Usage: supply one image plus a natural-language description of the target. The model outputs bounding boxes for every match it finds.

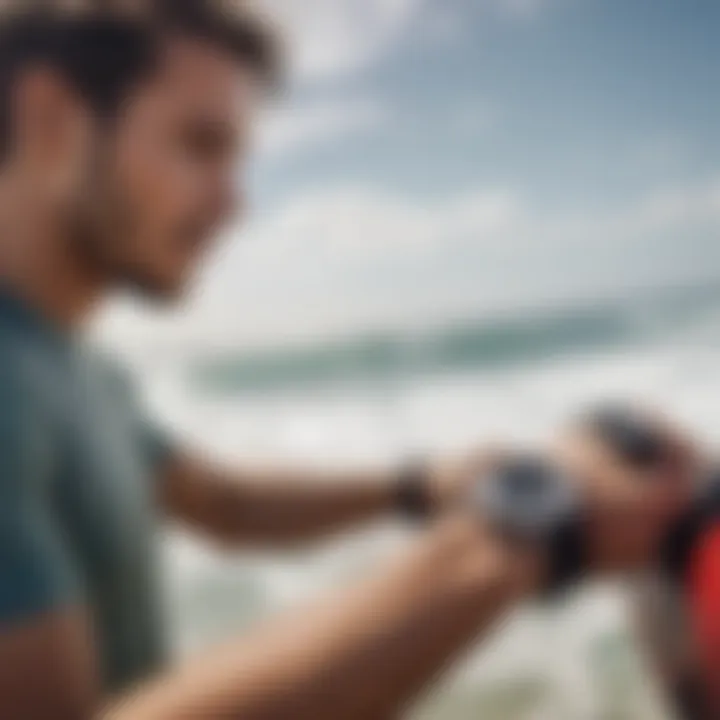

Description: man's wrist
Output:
[427,515,546,603]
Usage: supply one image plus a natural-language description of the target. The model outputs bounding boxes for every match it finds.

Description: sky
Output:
[99,0,720,355]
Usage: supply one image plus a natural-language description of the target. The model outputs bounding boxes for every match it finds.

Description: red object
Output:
[689,522,720,709]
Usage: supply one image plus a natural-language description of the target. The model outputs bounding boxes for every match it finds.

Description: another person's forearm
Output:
[104,517,541,720]
[161,456,415,547]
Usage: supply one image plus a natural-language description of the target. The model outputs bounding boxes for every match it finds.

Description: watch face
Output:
[477,456,579,540]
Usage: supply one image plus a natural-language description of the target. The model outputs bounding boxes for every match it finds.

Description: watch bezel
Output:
[475,456,580,543]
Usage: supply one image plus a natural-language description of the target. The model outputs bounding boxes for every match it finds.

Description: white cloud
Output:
[258,98,387,162]
[96,176,720,356]
[236,186,520,264]
[258,0,557,85]
[95,186,521,353]
[260,0,422,83]
[618,180,720,237]
[255,94,495,166]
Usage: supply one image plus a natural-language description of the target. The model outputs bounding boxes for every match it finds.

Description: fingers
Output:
[554,405,702,567]
[431,445,510,510]
[562,404,699,485]
[441,405,701,524]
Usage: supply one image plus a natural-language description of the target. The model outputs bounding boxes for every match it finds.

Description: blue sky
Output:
[258,0,720,205]
[101,0,720,353]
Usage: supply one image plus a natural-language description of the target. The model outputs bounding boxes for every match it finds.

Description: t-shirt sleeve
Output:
[136,416,175,474]
[101,358,176,475]
[0,375,80,626]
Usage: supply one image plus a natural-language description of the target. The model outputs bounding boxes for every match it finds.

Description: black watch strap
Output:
[395,462,434,521]
[544,515,587,595]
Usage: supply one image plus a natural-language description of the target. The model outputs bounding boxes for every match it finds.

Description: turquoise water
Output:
[192,281,720,394]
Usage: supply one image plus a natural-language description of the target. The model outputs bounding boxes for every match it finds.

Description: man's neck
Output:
[0,181,108,332]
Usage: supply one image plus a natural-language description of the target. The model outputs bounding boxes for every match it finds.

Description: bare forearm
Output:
[162,455,400,547]
[105,518,541,720]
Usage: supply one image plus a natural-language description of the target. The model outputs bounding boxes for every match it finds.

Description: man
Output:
[0,3,704,720]
[0,3,550,718]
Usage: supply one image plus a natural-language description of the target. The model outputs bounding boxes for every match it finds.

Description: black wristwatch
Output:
[474,455,587,592]
[395,461,434,522]
[476,456,577,541]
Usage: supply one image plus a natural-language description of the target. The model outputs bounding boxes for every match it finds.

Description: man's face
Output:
[80,37,258,300]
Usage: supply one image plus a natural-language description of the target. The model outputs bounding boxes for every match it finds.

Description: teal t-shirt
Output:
[0,289,171,693]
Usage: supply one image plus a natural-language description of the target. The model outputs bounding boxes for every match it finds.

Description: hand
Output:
[428,450,554,595]
[553,406,703,573]
[435,450,583,596]
[428,446,507,512]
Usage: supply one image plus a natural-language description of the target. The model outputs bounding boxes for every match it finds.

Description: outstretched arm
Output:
[105,515,542,720]
[159,453,401,546]
[0,512,542,720]
[158,451,474,548]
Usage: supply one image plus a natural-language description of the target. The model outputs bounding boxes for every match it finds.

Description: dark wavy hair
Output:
[0,0,280,158]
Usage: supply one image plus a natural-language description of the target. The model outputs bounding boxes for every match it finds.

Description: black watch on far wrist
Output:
[395,461,434,522]
[474,455,587,593]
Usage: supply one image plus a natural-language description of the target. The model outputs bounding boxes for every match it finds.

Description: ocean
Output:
[134,280,720,719]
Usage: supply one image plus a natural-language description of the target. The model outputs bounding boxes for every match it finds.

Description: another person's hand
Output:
[553,406,703,574]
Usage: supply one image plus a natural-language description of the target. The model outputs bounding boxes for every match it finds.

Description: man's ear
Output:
[12,65,92,185]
